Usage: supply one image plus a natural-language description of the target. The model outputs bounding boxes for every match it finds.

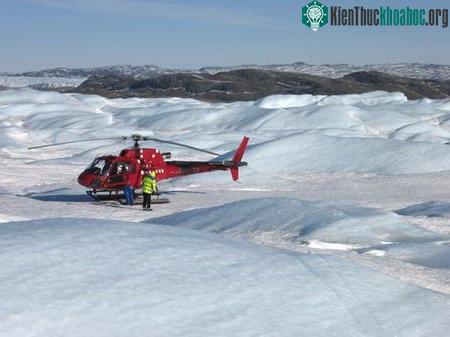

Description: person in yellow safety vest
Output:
[142,170,157,211]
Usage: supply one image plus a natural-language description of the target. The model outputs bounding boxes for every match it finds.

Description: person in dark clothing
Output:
[142,192,151,210]
[123,184,134,206]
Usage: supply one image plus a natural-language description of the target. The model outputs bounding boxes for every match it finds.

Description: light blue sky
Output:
[0,0,449,72]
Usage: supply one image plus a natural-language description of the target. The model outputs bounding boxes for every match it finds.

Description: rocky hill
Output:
[18,65,167,79]
[8,62,450,81]
[70,69,450,102]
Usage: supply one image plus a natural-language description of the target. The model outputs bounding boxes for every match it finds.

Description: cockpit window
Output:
[87,159,110,175]
[112,162,131,175]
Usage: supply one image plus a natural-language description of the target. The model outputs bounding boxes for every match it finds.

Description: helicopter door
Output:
[109,161,132,187]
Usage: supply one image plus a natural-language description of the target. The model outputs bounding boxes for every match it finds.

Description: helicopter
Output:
[29,134,249,202]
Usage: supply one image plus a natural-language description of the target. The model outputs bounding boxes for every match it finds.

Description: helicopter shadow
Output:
[22,189,205,202]
[22,190,92,203]
[162,190,207,195]
[28,194,92,202]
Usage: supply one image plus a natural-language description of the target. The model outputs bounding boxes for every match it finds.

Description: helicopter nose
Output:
[77,173,90,187]
[78,172,101,188]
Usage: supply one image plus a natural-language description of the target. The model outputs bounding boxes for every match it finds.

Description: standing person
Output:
[142,170,157,211]
[149,167,157,193]
[123,184,134,206]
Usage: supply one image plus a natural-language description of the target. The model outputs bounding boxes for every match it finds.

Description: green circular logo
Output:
[302,1,328,31]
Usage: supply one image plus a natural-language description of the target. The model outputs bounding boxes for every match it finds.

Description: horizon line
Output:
[2,61,450,75]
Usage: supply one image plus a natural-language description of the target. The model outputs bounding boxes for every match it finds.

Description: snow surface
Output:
[1,218,449,337]
[0,89,449,336]
[149,198,450,270]
[1,89,450,177]
[0,76,87,88]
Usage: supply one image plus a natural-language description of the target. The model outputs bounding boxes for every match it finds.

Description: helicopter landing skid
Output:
[86,190,170,204]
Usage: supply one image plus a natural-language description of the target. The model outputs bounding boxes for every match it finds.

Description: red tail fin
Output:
[233,136,249,163]
[230,168,239,181]
[230,136,249,181]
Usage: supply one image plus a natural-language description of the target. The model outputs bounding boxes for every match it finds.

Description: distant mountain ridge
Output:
[70,69,450,102]
[19,65,168,79]
[4,62,450,81]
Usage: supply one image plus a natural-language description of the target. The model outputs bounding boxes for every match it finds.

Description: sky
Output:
[0,0,449,72]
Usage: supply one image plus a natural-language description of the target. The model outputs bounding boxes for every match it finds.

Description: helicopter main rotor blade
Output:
[28,134,222,156]
[143,136,221,156]
[28,137,126,150]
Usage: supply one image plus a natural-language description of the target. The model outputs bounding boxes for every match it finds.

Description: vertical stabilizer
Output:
[230,136,249,181]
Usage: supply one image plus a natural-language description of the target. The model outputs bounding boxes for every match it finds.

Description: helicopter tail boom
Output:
[164,136,249,181]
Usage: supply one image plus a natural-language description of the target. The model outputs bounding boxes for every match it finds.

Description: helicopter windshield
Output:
[86,158,111,175]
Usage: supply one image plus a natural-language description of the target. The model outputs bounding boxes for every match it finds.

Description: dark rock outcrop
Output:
[70,69,450,102]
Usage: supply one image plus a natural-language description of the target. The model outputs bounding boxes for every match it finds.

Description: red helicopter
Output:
[29,134,249,202]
